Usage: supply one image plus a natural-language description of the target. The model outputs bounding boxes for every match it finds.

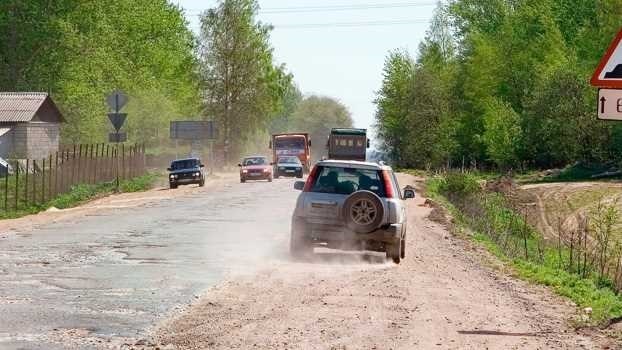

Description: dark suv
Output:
[167,158,205,189]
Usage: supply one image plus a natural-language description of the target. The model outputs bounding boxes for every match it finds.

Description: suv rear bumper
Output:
[295,218,402,245]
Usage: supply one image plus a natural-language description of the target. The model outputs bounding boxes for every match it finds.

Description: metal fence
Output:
[1,143,146,213]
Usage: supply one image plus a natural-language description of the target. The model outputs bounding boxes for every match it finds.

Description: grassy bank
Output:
[0,173,158,219]
[424,172,622,327]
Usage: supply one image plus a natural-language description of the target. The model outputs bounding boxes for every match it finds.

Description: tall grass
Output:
[0,173,157,218]
[427,172,622,326]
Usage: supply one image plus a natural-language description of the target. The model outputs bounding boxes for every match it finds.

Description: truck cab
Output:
[270,133,312,172]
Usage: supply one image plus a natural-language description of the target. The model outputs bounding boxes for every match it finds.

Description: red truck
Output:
[269,133,312,171]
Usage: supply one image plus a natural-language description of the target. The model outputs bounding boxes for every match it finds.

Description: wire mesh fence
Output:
[0,143,146,213]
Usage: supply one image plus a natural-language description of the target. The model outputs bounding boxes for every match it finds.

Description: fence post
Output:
[105,145,110,182]
[94,144,99,183]
[4,168,8,211]
[115,146,120,191]
[14,161,19,210]
[62,150,67,192]
[42,158,46,203]
[71,144,76,187]
[121,143,125,181]
[48,154,52,200]
[24,159,29,208]
[54,152,58,197]
[89,144,93,184]
[32,160,37,206]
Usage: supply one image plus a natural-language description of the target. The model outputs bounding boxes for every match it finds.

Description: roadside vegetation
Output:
[375,0,622,171]
[0,173,158,220]
[425,172,622,326]
[0,0,353,163]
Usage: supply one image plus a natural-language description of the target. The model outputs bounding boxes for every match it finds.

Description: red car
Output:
[238,156,273,183]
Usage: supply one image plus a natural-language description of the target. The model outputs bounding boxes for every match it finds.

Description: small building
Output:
[0,92,64,160]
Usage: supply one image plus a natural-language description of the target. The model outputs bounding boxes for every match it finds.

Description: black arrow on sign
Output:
[601,96,607,114]
[108,113,127,132]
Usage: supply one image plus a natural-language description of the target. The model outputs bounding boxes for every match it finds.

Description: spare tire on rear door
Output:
[342,190,384,233]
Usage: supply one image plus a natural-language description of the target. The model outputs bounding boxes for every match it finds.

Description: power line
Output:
[262,2,437,13]
[184,2,436,15]
[276,19,430,28]
[190,19,430,31]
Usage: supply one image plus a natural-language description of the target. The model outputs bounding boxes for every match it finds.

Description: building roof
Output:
[0,92,63,122]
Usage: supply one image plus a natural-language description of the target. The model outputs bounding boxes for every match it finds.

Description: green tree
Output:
[0,0,201,146]
[199,0,291,163]
[481,98,522,169]
[289,95,353,161]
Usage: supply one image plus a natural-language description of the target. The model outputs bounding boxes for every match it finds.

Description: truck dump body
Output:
[328,128,368,161]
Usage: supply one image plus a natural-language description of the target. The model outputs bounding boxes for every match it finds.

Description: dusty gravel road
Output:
[0,173,616,349]
[154,174,616,350]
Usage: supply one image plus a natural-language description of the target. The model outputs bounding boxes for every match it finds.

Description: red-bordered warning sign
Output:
[591,28,622,88]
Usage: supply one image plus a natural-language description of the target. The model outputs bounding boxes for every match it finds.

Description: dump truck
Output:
[269,133,312,171]
[327,128,369,161]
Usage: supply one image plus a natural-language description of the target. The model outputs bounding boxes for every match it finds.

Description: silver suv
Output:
[291,160,414,264]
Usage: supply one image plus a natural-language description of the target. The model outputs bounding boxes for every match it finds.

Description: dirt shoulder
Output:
[0,173,237,235]
[151,174,615,350]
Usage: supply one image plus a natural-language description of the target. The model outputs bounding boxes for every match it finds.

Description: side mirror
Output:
[237,164,242,167]
[308,139,312,147]
[166,167,172,171]
[367,139,371,148]
[403,189,415,199]
[294,181,305,191]
[200,164,205,168]
[268,141,272,149]
[270,162,275,166]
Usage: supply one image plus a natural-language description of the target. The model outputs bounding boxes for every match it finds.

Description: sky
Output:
[175,1,437,138]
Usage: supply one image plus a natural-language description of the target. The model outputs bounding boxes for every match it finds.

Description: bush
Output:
[437,172,481,197]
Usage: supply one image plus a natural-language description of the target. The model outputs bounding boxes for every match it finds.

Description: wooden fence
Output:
[1,143,146,213]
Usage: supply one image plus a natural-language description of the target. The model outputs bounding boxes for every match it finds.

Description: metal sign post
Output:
[106,90,129,191]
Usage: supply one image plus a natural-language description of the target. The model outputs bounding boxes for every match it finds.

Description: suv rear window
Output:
[309,166,386,197]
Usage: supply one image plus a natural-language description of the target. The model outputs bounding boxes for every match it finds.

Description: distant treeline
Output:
[374,0,622,170]
[0,0,200,146]
[0,0,353,163]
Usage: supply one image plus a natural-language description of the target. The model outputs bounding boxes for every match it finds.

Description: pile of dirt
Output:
[423,198,452,229]
[484,176,517,195]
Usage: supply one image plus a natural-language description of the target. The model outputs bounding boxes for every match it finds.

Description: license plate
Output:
[286,170,295,173]
[250,173,261,176]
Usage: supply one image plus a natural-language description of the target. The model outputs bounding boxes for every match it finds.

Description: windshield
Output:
[309,166,386,196]
[243,157,267,166]
[274,137,305,149]
[278,156,300,164]
[171,159,199,170]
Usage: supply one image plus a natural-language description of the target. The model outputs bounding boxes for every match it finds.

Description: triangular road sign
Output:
[591,28,622,88]
[108,113,127,132]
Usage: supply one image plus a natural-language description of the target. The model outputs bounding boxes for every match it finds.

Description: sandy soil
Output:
[150,174,617,350]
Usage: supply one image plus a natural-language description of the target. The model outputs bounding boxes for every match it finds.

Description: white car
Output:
[291,160,414,263]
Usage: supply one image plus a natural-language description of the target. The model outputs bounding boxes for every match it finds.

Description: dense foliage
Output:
[375,0,622,170]
[198,0,294,163]
[0,0,201,146]
[283,95,354,161]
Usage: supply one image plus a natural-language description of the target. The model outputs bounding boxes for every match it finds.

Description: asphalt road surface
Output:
[0,176,299,349]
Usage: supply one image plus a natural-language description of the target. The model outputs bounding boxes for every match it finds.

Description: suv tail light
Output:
[381,170,394,198]
[303,166,319,192]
